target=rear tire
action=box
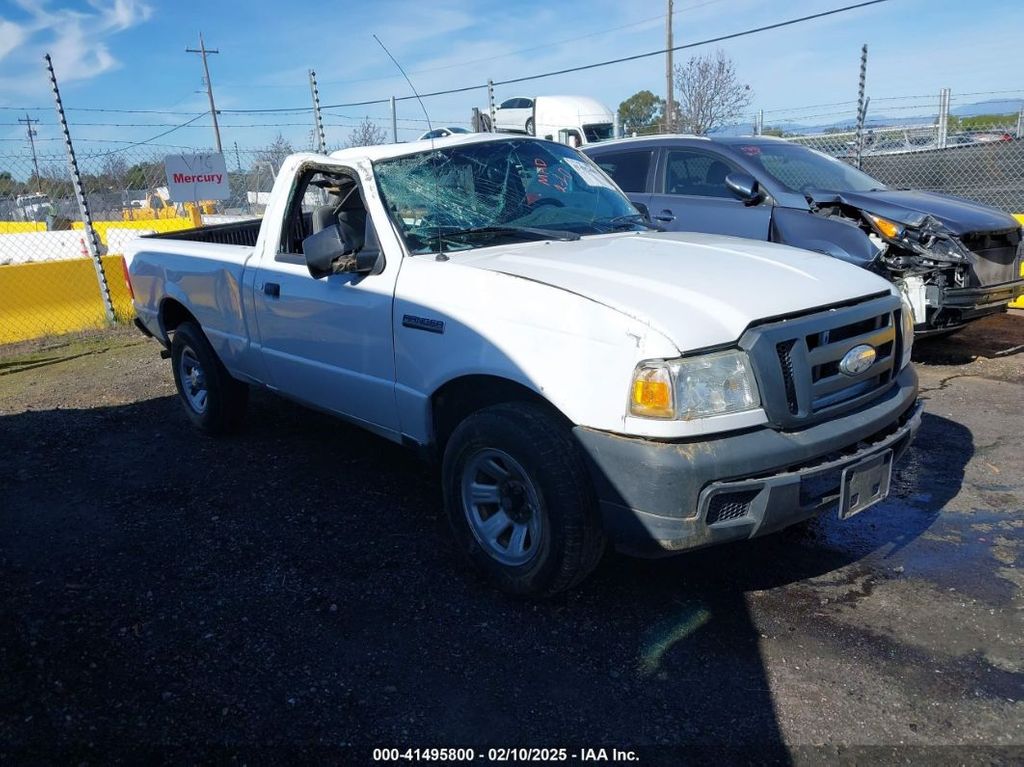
[441,402,605,597]
[170,321,248,435]
[525,117,535,136]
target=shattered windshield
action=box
[737,143,885,194]
[373,138,646,254]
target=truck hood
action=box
[458,231,892,352]
[807,189,1020,235]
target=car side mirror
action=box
[633,201,652,223]
[725,172,764,206]
[301,222,382,279]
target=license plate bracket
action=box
[838,449,893,520]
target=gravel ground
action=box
[1,314,1022,763]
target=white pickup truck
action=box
[126,134,922,596]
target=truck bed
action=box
[143,218,262,248]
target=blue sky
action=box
[2,0,1023,156]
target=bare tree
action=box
[256,133,295,175]
[673,50,752,135]
[345,117,389,148]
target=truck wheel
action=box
[525,117,534,136]
[442,402,605,597]
[170,321,248,435]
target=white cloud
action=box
[0,18,27,61]
[0,0,153,97]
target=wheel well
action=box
[431,375,564,452]
[159,298,197,340]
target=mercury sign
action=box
[164,153,229,201]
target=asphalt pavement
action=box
[1,314,1021,763]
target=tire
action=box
[441,402,605,597]
[170,321,248,435]
[525,117,534,136]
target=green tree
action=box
[617,90,664,135]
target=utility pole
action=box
[18,114,42,191]
[665,0,674,133]
[186,33,222,153]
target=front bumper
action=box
[573,365,921,557]
[930,278,1024,327]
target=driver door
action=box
[252,165,400,435]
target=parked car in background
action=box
[494,97,535,134]
[125,134,920,595]
[584,135,1024,334]
[418,126,472,140]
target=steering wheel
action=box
[530,198,565,208]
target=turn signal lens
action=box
[867,214,901,240]
[630,365,675,419]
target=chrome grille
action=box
[742,294,902,429]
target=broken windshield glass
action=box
[372,138,644,254]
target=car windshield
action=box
[736,142,885,194]
[373,138,645,254]
[583,123,614,143]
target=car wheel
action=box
[442,402,605,597]
[170,321,248,435]
[525,117,534,136]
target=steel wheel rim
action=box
[178,344,208,414]
[461,448,543,567]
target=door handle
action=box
[653,210,676,223]
[264,282,280,298]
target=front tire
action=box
[441,402,605,597]
[170,321,248,435]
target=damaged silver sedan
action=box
[584,136,1024,334]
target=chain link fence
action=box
[4,91,1024,345]
[787,122,1024,212]
[0,143,298,344]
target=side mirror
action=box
[301,223,381,279]
[725,172,764,206]
[633,201,652,223]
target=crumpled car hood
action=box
[458,231,892,352]
[807,189,1019,235]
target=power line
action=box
[218,0,895,114]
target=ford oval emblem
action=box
[839,344,876,376]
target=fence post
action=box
[1017,107,1023,139]
[487,79,496,132]
[45,53,115,324]
[855,44,868,169]
[308,69,326,153]
[937,88,950,149]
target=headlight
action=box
[866,213,903,240]
[900,296,915,369]
[630,350,761,420]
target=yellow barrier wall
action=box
[0,221,46,234]
[72,218,194,247]
[1013,215,1024,309]
[0,256,134,345]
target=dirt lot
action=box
[1,314,1022,762]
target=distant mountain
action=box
[950,99,1024,117]
[712,98,1024,137]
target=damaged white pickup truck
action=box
[126,134,922,595]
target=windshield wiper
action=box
[439,225,581,244]
[592,213,661,231]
